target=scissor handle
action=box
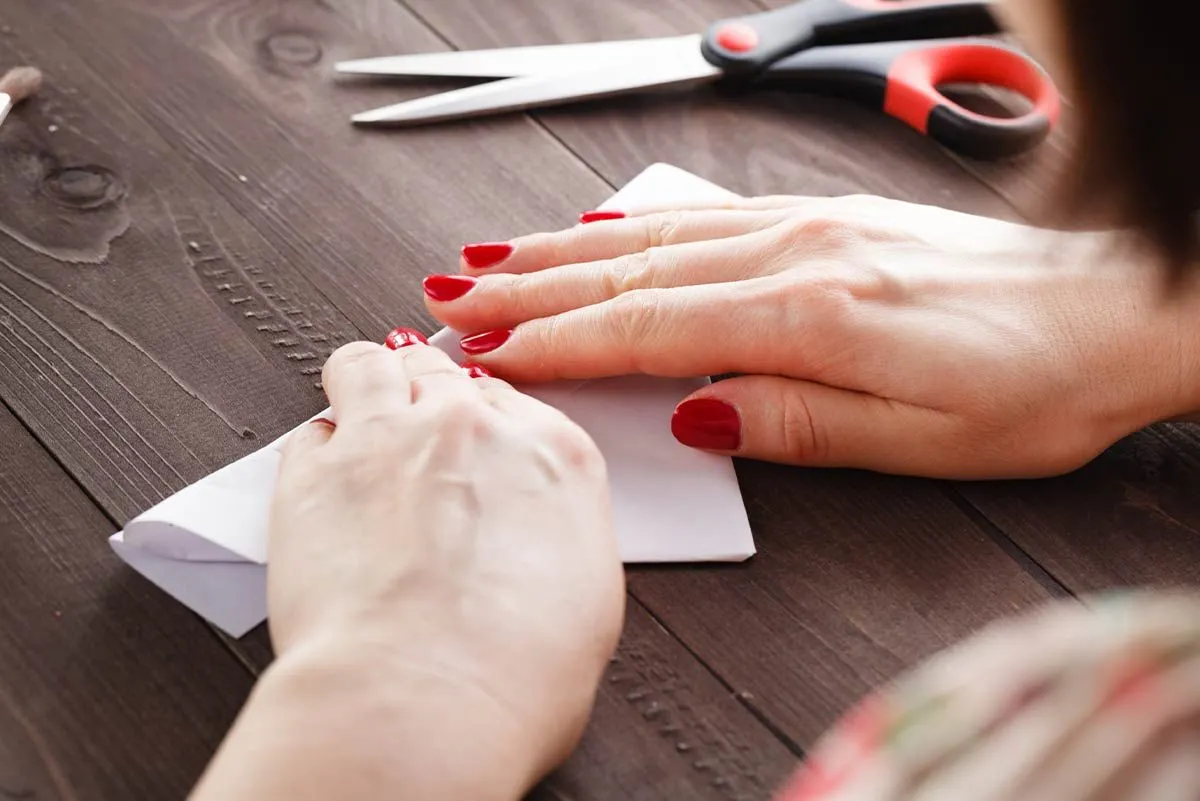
[702,0,999,77]
[762,38,1061,159]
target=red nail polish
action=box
[671,398,741,451]
[464,363,493,378]
[423,274,477,302]
[461,242,514,269]
[579,210,626,224]
[312,417,336,428]
[460,329,512,355]
[384,327,428,350]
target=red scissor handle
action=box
[760,38,1060,159]
[884,42,1061,158]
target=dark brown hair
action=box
[1054,0,1199,284]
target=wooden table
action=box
[3,1,1200,798]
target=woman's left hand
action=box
[424,195,1200,479]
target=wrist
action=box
[191,638,541,801]
[1081,237,1200,431]
[1159,276,1200,423]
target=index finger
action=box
[322,339,414,426]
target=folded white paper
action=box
[110,163,756,638]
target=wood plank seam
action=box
[634,597,808,761]
[608,596,799,798]
[937,483,1076,599]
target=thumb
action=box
[669,376,963,476]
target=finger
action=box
[389,340,479,403]
[474,376,602,468]
[322,341,414,426]
[460,209,785,277]
[479,378,561,421]
[428,231,779,333]
[461,364,517,393]
[669,376,965,476]
[601,195,819,218]
[455,276,828,383]
[277,416,336,477]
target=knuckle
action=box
[604,249,655,296]
[646,211,685,248]
[430,393,490,425]
[779,390,829,464]
[542,416,605,473]
[768,272,855,338]
[322,340,386,383]
[394,343,455,373]
[411,394,498,446]
[783,215,862,253]
[326,340,384,369]
[605,288,663,355]
[527,314,564,362]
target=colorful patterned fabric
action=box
[776,591,1200,801]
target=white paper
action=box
[110,163,756,638]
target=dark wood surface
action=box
[1,1,1197,798]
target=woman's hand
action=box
[191,334,624,801]
[425,196,1200,479]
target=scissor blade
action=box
[336,37,687,79]
[352,36,718,125]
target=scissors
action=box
[335,0,1060,160]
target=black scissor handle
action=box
[702,0,1000,77]
[759,38,1061,159]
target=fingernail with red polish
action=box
[464,363,493,378]
[461,242,514,269]
[671,398,741,451]
[384,327,428,350]
[313,417,336,429]
[423,274,477,302]
[460,329,512,355]
[580,209,626,224]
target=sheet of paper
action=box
[109,162,756,638]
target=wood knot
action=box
[41,164,125,210]
[257,30,323,73]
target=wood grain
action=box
[401,0,1023,216]
[0,403,254,799]
[629,464,1054,746]
[538,599,798,801]
[957,424,1200,596]
[0,21,363,517]
[21,0,610,337]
